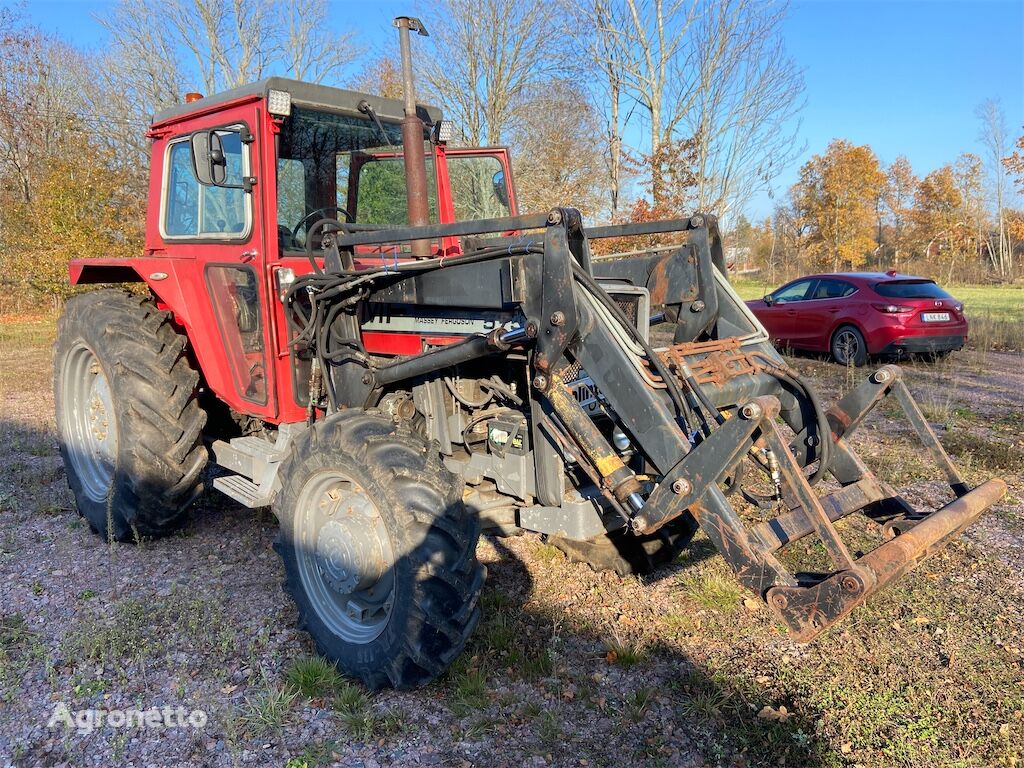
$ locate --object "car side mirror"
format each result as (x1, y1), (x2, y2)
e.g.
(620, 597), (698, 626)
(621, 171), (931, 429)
(763, 294), (774, 306)
(492, 169), (509, 208)
(190, 130), (227, 186)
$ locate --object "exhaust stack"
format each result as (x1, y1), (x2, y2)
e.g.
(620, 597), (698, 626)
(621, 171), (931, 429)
(394, 16), (431, 257)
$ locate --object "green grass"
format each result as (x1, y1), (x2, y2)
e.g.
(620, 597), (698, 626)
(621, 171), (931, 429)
(284, 656), (344, 700)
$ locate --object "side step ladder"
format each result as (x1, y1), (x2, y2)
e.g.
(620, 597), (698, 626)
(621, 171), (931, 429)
(210, 434), (292, 508)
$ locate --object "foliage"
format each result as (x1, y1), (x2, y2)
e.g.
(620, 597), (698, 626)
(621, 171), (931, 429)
(791, 139), (886, 271)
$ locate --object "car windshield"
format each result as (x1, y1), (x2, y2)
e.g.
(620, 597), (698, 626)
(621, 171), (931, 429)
(873, 280), (951, 299)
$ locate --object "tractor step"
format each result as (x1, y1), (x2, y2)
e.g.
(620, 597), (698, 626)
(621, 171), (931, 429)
(209, 427), (304, 508)
(212, 473), (275, 508)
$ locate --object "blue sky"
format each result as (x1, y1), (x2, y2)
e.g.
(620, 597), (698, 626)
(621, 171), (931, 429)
(17, 0), (1024, 220)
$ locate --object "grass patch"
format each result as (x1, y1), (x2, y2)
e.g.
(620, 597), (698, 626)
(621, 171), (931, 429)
(681, 572), (742, 612)
(604, 633), (647, 668)
(240, 678), (299, 734)
(284, 656), (343, 700)
(941, 430), (1024, 472)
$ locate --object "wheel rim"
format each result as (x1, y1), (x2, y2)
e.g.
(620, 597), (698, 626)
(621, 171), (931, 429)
(835, 330), (860, 364)
(294, 471), (395, 644)
(61, 343), (118, 502)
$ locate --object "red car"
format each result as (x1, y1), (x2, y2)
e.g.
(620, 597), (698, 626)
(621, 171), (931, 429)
(746, 272), (968, 366)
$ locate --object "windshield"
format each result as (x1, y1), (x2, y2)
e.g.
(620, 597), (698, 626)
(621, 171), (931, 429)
(873, 280), (952, 299)
(275, 105), (434, 250)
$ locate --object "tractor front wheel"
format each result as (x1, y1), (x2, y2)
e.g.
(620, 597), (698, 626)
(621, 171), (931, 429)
(54, 290), (207, 541)
(274, 411), (485, 689)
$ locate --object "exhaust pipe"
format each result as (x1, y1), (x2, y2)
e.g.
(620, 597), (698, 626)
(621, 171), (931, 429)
(394, 16), (431, 257)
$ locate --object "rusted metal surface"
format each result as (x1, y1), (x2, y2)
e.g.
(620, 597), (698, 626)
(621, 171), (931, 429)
(766, 479), (1006, 640)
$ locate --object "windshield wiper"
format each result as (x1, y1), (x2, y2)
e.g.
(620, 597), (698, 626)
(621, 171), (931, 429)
(357, 100), (395, 147)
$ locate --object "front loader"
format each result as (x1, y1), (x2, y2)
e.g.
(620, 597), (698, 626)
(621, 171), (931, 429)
(53, 17), (1005, 689)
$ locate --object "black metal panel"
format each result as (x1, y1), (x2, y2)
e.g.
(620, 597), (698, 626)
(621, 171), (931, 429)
(366, 258), (515, 308)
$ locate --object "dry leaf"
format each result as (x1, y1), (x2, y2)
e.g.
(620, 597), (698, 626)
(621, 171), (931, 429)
(605, 650), (618, 663)
(757, 704), (792, 722)
(841, 742), (852, 754)
(220, 684), (237, 694)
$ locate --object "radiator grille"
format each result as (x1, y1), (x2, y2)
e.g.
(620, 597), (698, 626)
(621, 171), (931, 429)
(564, 285), (647, 385)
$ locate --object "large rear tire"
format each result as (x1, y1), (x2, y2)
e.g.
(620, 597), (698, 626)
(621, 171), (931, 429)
(54, 290), (207, 541)
(273, 411), (485, 689)
(548, 512), (699, 576)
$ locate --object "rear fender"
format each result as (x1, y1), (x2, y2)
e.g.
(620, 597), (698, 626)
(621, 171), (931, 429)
(68, 258), (246, 418)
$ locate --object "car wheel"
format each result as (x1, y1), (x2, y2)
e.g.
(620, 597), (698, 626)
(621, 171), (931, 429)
(831, 325), (867, 367)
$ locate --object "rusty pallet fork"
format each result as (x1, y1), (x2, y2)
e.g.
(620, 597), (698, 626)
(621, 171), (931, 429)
(554, 340), (1006, 639)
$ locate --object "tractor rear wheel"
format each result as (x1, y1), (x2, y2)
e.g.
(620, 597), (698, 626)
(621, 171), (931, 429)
(548, 512), (699, 576)
(273, 411), (485, 689)
(54, 290), (207, 541)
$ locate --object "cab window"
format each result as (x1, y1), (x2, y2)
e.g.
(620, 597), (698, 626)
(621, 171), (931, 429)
(163, 128), (250, 239)
(447, 154), (512, 220)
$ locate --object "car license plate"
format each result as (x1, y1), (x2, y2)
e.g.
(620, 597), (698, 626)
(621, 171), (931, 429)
(922, 312), (950, 322)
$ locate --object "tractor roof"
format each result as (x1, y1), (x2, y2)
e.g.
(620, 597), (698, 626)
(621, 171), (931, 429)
(151, 76), (441, 128)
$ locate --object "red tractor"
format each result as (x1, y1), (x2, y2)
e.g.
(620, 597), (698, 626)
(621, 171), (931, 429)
(54, 18), (1005, 689)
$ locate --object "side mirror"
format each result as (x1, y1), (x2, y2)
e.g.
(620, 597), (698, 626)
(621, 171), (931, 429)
(763, 294), (774, 306)
(190, 130), (227, 186)
(492, 169), (509, 208)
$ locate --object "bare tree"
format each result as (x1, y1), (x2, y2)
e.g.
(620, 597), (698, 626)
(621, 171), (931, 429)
(100, 0), (360, 119)
(590, 0), (629, 215)
(976, 98), (1012, 275)
(422, 0), (569, 146)
(586, 0), (803, 219)
(683, 0), (804, 218)
(508, 79), (607, 216)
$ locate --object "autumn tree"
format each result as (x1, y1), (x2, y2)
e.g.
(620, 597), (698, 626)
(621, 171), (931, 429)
(912, 165), (969, 281)
(792, 139), (885, 271)
(1002, 129), (1024, 244)
(881, 156), (917, 267)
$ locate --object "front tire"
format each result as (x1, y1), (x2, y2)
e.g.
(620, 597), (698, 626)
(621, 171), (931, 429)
(274, 411), (485, 689)
(54, 290), (207, 541)
(831, 325), (868, 367)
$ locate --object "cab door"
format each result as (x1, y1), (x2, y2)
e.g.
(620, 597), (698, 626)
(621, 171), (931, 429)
(158, 102), (276, 419)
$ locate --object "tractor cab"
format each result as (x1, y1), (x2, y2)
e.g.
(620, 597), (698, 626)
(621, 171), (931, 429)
(72, 77), (518, 425)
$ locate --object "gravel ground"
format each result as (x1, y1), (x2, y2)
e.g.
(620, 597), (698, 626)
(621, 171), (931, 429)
(1, 325), (1022, 768)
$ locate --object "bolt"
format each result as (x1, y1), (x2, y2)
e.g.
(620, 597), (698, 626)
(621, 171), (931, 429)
(361, 373), (372, 385)
(532, 374), (548, 390)
(690, 215), (705, 228)
(689, 300), (706, 313)
(525, 321), (539, 338)
(841, 576), (860, 593)
(671, 478), (691, 495)
(872, 369), (892, 384)
(740, 402), (762, 420)
(547, 209), (562, 225)
(771, 593), (788, 610)
(550, 311), (565, 327)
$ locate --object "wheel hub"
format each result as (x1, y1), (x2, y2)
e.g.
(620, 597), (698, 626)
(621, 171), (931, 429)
(295, 473), (396, 644)
(62, 344), (118, 502)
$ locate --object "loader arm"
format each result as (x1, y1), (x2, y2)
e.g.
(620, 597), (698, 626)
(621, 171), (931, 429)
(290, 208), (1005, 642)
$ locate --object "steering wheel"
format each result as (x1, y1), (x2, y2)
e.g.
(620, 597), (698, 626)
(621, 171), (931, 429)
(291, 206), (355, 245)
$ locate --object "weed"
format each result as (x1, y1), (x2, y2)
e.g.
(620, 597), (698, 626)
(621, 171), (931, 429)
(625, 687), (655, 722)
(681, 572), (742, 612)
(604, 633), (647, 668)
(240, 679), (298, 734)
(284, 656), (342, 699)
(449, 661), (488, 714)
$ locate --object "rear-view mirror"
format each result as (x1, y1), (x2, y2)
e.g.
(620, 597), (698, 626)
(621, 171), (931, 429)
(492, 169), (509, 208)
(190, 130), (227, 186)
